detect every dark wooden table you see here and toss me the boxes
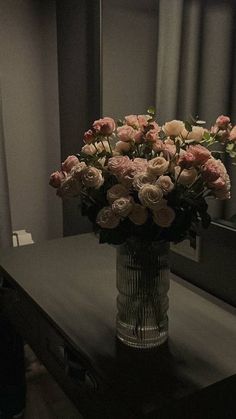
[0,233,236,418]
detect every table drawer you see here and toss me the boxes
[39,316,100,395]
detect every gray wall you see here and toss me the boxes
[102,0,158,119]
[0,0,62,243]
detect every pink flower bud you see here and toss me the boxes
[61,155,79,173]
[49,171,66,188]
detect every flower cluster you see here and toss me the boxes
[50,110,233,244]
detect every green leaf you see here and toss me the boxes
[147,106,155,116]
[175,139,181,154]
[117,119,123,127]
[203,131,211,141]
[184,121,192,132]
[226,143,234,151]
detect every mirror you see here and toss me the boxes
[102,0,236,230]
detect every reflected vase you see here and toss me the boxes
[116,240,170,349]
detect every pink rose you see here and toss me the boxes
[209,177,226,190]
[107,184,130,204]
[108,155,131,177]
[138,114,152,128]
[129,204,148,225]
[49,171,66,188]
[62,155,79,173]
[201,158,222,182]
[124,115,139,128]
[96,207,120,229]
[92,117,115,135]
[210,125,230,143]
[178,152,195,169]
[153,206,175,227]
[179,144,212,168]
[133,158,148,173]
[149,121,160,131]
[117,125,136,142]
[145,129,159,142]
[188,145,211,165]
[209,173,231,200]
[216,115,231,130]
[58,175,81,198]
[162,143,176,158]
[152,140,163,153]
[134,130,143,143]
[83,129,94,144]
[229,125,236,141]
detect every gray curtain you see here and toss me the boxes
[155,0,236,221]
[0,82,12,248]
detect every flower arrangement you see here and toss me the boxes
[50,109,234,245]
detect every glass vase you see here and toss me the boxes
[116,239,170,349]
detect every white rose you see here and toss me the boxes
[129,204,148,225]
[114,141,131,153]
[81,167,104,189]
[81,144,96,155]
[95,140,111,153]
[133,172,155,191]
[112,196,133,217]
[163,120,185,136]
[147,157,169,176]
[138,184,163,209]
[70,161,86,179]
[181,126,205,143]
[96,207,120,229]
[107,184,130,204]
[156,175,174,194]
[153,206,175,227]
[174,166,198,185]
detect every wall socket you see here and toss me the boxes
[170,236,200,262]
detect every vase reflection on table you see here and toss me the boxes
[49,109,234,349]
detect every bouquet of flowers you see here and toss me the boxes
[50,109,234,245]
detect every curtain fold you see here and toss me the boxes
[155,0,184,122]
[155,0,236,222]
[0,81,12,248]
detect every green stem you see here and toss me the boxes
[106,136,113,155]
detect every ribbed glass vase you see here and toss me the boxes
[116,240,170,349]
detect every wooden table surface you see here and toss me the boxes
[0,233,236,418]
